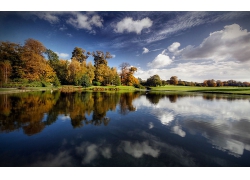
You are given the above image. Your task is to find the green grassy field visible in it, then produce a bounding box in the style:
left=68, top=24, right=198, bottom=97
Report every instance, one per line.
left=149, top=85, right=250, bottom=95
left=1, top=85, right=250, bottom=95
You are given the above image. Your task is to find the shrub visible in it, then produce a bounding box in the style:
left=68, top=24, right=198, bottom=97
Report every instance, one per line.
left=92, top=81, right=101, bottom=86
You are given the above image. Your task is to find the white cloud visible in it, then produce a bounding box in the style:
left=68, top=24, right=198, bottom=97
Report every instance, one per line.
left=56, top=52, right=69, bottom=59
left=135, top=60, right=250, bottom=82
left=133, top=94, right=250, bottom=157
left=66, top=12, right=103, bottom=30
left=172, top=126, right=186, bottom=137
left=168, top=42, right=181, bottom=53
left=182, top=24, right=250, bottom=62
left=82, top=144, right=98, bottom=164
left=114, top=17, right=153, bottom=34
left=33, top=12, right=59, bottom=24
left=142, top=47, right=149, bottom=54
left=75, top=142, right=112, bottom=164
left=147, top=54, right=172, bottom=68
left=90, top=15, right=103, bottom=27
left=121, top=141, right=160, bottom=158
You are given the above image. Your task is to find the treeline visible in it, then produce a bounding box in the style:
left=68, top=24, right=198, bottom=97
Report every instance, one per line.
left=0, top=38, right=139, bottom=88
left=140, top=75, right=250, bottom=87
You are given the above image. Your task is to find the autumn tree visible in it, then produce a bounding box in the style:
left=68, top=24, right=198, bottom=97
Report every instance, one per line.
left=86, top=62, right=95, bottom=84
left=170, top=76, right=178, bottom=85
left=0, top=41, right=23, bottom=79
left=216, top=80, right=224, bottom=87
left=0, top=60, right=12, bottom=85
left=92, top=51, right=113, bottom=85
left=20, top=38, right=56, bottom=82
left=67, top=58, right=84, bottom=85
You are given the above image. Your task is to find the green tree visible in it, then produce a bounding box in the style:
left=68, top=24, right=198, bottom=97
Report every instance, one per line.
left=46, top=49, right=59, bottom=68
left=147, top=74, right=162, bottom=87
left=71, top=47, right=89, bottom=63
left=81, top=74, right=91, bottom=87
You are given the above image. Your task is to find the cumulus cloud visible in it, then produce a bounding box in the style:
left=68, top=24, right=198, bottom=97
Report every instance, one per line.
left=147, top=54, right=172, bottom=68
left=75, top=142, right=112, bottom=164
left=142, top=47, right=149, bottom=54
left=114, top=17, right=153, bottom=34
left=182, top=24, right=250, bottom=62
left=168, top=42, right=181, bottom=53
left=56, top=52, right=69, bottom=59
left=121, top=141, right=159, bottom=158
left=172, top=126, right=186, bottom=137
left=66, top=12, right=103, bottom=30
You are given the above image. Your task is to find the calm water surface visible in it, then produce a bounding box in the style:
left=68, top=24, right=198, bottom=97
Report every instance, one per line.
left=1, top=91, right=250, bottom=167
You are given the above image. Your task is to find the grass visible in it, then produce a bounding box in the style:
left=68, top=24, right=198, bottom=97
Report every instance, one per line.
left=149, top=85, right=250, bottom=95
left=2, top=84, right=250, bottom=95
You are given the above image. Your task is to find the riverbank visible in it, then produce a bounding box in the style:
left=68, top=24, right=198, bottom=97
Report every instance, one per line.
left=149, top=85, right=250, bottom=95
left=0, top=85, right=140, bottom=94
left=1, top=85, right=250, bottom=95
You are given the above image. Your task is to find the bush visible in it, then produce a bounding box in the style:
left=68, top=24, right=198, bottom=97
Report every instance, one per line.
left=92, top=81, right=101, bottom=86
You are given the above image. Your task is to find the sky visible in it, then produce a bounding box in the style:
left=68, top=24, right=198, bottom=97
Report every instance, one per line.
left=1, top=2, right=250, bottom=82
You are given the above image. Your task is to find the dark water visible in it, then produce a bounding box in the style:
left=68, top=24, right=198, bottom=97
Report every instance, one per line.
left=1, top=90, right=250, bottom=167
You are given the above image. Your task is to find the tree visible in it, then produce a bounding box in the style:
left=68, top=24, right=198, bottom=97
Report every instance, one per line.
left=71, top=47, right=89, bottom=63
left=92, top=51, right=113, bottom=85
left=67, top=58, right=84, bottom=85
left=46, top=49, right=59, bottom=68
left=170, top=76, right=178, bottom=85
left=113, top=74, right=121, bottom=86
left=146, top=74, right=162, bottom=87
left=81, top=74, right=91, bottom=87
left=0, top=60, right=12, bottom=84
left=0, top=41, right=23, bottom=79
left=119, top=62, right=130, bottom=85
left=20, top=39, right=56, bottom=82
left=86, top=62, right=95, bottom=84
left=56, top=59, right=70, bottom=85
left=125, top=67, right=138, bottom=86
left=24, top=38, right=46, bottom=55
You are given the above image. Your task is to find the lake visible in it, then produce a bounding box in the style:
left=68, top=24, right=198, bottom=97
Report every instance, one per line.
left=1, top=90, right=250, bottom=167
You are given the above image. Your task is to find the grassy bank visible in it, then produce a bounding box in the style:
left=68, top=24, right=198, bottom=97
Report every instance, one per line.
left=149, top=85, right=250, bottom=95
left=2, top=85, right=250, bottom=95
left=0, top=85, right=140, bottom=94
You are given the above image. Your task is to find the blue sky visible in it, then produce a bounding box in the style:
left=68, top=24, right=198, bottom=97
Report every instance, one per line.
left=1, top=4, right=250, bottom=82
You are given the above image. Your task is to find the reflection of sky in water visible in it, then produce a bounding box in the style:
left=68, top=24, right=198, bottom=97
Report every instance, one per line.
left=133, top=95, right=250, bottom=157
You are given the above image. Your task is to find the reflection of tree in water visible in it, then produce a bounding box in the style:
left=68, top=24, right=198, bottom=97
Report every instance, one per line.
left=0, top=91, right=59, bottom=135
left=202, top=94, right=250, bottom=101
left=0, top=91, right=142, bottom=134
left=118, top=92, right=140, bottom=115
left=54, top=92, right=120, bottom=128
left=145, top=92, right=186, bottom=104
left=146, top=93, right=165, bottom=104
